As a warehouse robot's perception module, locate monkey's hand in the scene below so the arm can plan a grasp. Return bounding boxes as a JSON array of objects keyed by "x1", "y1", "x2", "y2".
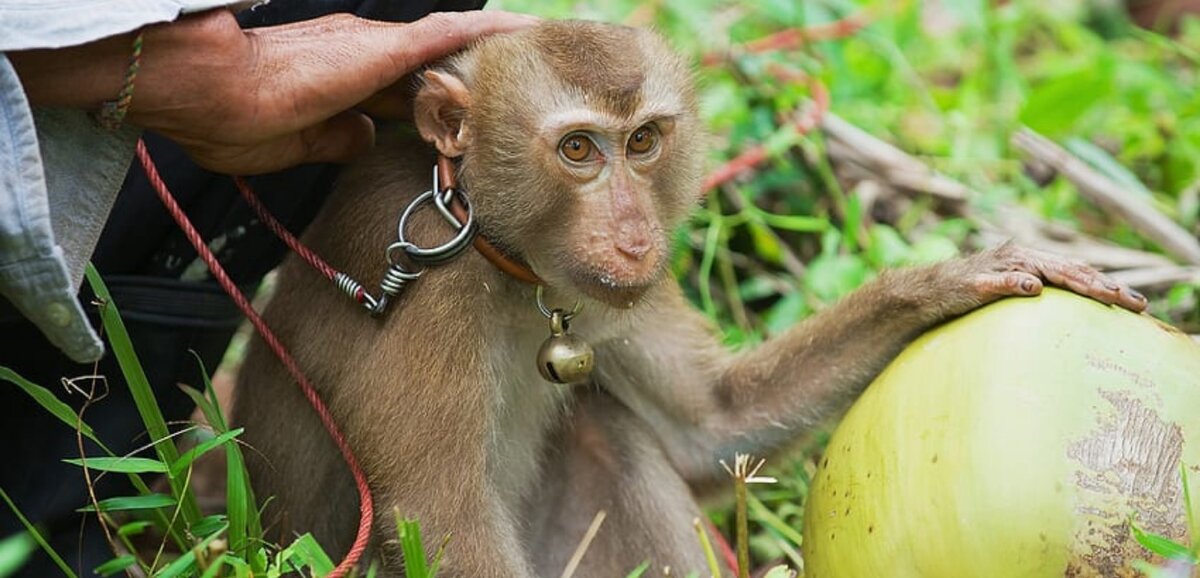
[{"x1": 939, "y1": 242, "x2": 1147, "y2": 314}]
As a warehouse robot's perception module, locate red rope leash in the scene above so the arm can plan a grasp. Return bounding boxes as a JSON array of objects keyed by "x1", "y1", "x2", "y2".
[
  {"x1": 232, "y1": 176, "x2": 338, "y2": 281},
  {"x1": 135, "y1": 140, "x2": 373, "y2": 577}
]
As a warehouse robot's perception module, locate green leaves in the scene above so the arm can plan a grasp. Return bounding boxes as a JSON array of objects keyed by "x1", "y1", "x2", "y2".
[
  {"x1": 93, "y1": 555, "x2": 137, "y2": 577},
  {"x1": 1130, "y1": 520, "x2": 1197, "y2": 564},
  {"x1": 0, "y1": 366, "x2": 100, "y2": 446},
  {"x1": 62, "y1": 456, "x2": 168, "y2": 474},
  {"x1": 77, "y1": 493, "x2": 176, "y2": 513},
  {"x1": 1019, "y1": 56, "x2": 1115, "y2": 136},
  {"x1": 395, "y1": 514, "x2": 452, "y2": 578},
  {"x1": 0, "y1": 530, "x2": 36, "y2": 578}
]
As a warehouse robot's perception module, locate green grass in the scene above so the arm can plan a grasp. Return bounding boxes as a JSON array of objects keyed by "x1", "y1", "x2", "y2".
[{"x1": 1, "y1": 266, "x2": 305, "y2": 578}]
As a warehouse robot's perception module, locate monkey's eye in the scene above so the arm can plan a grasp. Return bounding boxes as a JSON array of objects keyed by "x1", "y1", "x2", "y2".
[
  {"x1": 559, "y1": 133, "x2": 597, "y2": 163},
  {"x1": 627, "y1": 124, "x2": 659, "y2": 155}
]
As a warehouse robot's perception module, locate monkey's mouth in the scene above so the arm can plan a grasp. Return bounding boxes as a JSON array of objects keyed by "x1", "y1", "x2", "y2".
[
  {"x1": 565, "y1": 257, "x2": 664, "y2": 309},
  {"x1": 575, "y1": 277, "x2": 654, "y2": 309}
]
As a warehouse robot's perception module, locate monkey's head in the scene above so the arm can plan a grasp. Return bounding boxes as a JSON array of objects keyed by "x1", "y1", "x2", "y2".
[{"x1": 414, "y1": 20, "x2": 703, "y2": 308}]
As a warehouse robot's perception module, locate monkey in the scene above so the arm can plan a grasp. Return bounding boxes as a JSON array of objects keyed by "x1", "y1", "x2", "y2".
[{"x1": 232, "y1": 19, "x2": 1147, "y2": 578}]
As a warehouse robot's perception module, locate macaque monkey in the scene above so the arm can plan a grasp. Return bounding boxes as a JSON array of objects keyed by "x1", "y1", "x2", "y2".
[{"x1": 233, "y1": 20, "x2": 1147, "y2": 577}]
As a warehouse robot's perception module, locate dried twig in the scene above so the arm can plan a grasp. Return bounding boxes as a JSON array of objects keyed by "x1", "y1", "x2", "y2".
[
  {"x1": 1012, "y1": 128, "x2": 1200, "y2": 265},
  {"x1": 703, "y1": 82, "x2": 830, "y2": 192},
  {"x1": 700, "y1": 14, "x2": 868, "y2": 67},
  {"x1": 823, "y1": 115, "x2": 1181, "y2": 273},
  {"x1": 719, "y1": 185, "x2": 808, "y2": 278},
  {"x1": 1105, "y1": 266, "x2": 1200, "y2": 292},
  {"x1": 822, "y1": 113, "x2": 969, "y2": 209},
  {"x1": 559, "y1": 510, "x2": 607, "y2": 578},
  {"x1": 978, "y1": 208, "x2": 1176, "y2": 271}
]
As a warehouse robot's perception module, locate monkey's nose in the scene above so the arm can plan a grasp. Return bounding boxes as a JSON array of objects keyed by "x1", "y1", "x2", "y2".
[{"x1": 615, "y1": 237, "x2": 652, "y2": 261}]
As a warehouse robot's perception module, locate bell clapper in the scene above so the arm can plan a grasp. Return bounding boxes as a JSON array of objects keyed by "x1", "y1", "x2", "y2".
[{"x1": 534, "y1": 286, "x2": 594, "y2": 385}]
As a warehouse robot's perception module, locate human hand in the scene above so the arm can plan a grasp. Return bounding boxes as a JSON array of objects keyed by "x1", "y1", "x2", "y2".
[{"x1": 9, "y1": 9, "x2": 537, "y2": 174}]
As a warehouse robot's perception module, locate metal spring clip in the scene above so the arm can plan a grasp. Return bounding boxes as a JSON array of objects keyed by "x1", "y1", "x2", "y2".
[{"x1": 335, "y1": 164, "x2": 478, "y2": 316}]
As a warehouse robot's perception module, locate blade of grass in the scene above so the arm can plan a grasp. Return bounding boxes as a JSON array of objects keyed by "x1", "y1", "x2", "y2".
[
  {"x1": 191, "y1": 515, "x2": 228, "y2": 537},
  {"x1": 747, "y1": 494, "x2": 803, "y2": 548},
  {"x1": 699, "y1": 206, "x2": 723, "y2": 319},
  {"x1": 693, "y1": 517, "x2": 723, "y2": 578},
  {"x1": 624, "y1": 561, "x2": 650, "y2": 578},
  {"x1": 181, "y1": 363, "x2": 263, "y2": 567},
  {"x1": 168, "y1": 428, "x2": 243, "y2": 478},
  {"x1": 1131, "y1": 519, "x2": 1197, "y2": 563},
  {"x1": 85, "y1": 265, "x2": 202, "y2": 526},
  {"x1": 427, "y1": 532, "x2": 452, "y2": 578},
  {"x1": 0, "y1": 528, "x2": 36, "y2": 577},
  {"x1": 0, "y1": 367, "x2": 102, "y2": 447},
  {"x1": 62, "y1": 457, "x2": 167, "y2": 474},
  {"x1": 0, "y1": 487, "x2": 78, "y2": 578},
  {"x1": 396, "y1": 514, "x2": 429, "y2": 578},
  {"x1": 155, "y1": 523, "x2": 228, "y2": 578},
  {"x1": 77, "y1": 493, "x2": 176, "y2": 513},
  {"x1": 1182, "y1": 465, "x2": 1198, "y2": 555},
  {"x1": 93, "y1": 554, "x2": 136, "y2": 577},
  {"x1": 199, "y1": 553, "x2": 229, "y2": 578},
  {"x1": 282, "y1": 534, "x2": 335, "y2": 577},
  {"x1": 0, "y1": 367, "x2": 183, "y2": 545}
]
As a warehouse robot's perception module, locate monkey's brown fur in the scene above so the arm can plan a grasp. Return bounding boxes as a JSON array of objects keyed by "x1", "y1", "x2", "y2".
[{"x1": 234, "y1": 20, "x2": 1146, "y2": 577}]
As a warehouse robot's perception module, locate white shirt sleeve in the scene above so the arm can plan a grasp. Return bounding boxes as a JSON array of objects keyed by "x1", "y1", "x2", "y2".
[{"x1": 0, "y1": 0, "x2": 245, "y2": 51}]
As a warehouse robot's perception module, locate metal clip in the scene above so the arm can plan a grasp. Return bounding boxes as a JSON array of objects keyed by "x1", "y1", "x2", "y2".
[{"x1": 338, "y1": 161, "x2": 476, "y2": 317}]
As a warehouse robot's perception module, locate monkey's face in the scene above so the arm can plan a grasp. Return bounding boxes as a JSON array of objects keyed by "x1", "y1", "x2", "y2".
[
  {"x1": 522, "y1": 112, "x2": 695, "y2": 307},
  {"x1": 417, "y1": 21, "x2": 703, "y2": 308}
]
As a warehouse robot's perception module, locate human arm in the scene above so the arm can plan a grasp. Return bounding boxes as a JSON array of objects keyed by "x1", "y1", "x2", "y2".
[{"x1": 7, "y1": 8, "x2": 536, "y2": 174}]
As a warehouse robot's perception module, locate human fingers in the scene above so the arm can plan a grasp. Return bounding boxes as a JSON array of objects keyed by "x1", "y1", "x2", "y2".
[
  {"x1": 185, "y1": 110, "x2": 375, "y2": 174},
  {"x1": 247, "y1": 11, "x2": 537, "y2": 134},
  {"x1": 373, "y1": 11, "x2": 541, "y2": 74},
  {"x1": 356, "y1": 78, "x2": 417, "y2": 120}
]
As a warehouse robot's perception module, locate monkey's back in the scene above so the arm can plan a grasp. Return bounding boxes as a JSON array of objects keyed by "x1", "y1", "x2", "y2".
[{"x1": 231, "y1": 131, "x2": 471, "y2": 558}]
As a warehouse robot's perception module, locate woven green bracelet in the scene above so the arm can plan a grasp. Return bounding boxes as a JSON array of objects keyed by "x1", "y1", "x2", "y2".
[{"x1": 95, "y1": 31, "x2": 144, "y2": 131}]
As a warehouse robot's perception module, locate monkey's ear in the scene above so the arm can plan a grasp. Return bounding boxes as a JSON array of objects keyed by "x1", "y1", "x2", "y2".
[{"x1": 414, "y1": 70, "x2": 472, "y2": 158}]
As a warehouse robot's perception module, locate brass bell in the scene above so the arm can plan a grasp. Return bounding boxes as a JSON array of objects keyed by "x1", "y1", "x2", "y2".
[{"x1": 536, "y1": 310, "x2": 594, "y2": 384}]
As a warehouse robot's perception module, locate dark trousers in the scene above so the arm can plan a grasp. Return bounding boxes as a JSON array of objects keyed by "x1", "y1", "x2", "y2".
[{"x1": 0, "y1": 132, "x2": 336, "y2": 577}]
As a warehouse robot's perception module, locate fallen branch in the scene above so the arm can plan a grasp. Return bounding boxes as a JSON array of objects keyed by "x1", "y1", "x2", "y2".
[
  {"x1": 822, "y1": 113, "x2": 969, "y2": 209},
  {"x1": 979, "y1": 207, "x2": 1176, "y2": 271},
  {"x1": 1012, "y1": 128, "x2": 1200, "y2": 265},
  {"x1": 1105, "y1": 266, "x2": 1200, "y2": 292},
  {"x1": 702, "y1": 81, "x2": 829, "y2": 192},
  {"x1": 822, "y1": 115, "x2": 1177, "y2": 272},
  {"x1": 720, "y1": 184, "x2": 808, "y2": 277},
  {"x1": 701, "y1": 13, "x2": 868, "y2": 67}
]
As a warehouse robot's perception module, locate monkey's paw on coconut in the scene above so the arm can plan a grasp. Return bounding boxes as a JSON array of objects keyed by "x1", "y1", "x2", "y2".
[{"x1": 802, "y1": 288, "x2": 1200, "y2": 578}]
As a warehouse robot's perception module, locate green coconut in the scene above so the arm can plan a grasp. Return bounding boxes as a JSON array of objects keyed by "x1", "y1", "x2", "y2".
[{"x1": 801, "y1": 288, "x2": 1200, "y2": 577}]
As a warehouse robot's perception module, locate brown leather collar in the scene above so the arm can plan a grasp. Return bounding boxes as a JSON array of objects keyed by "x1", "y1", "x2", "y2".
[{"x1": 440, "y1": 155, "x2": 543, "y2": 285}]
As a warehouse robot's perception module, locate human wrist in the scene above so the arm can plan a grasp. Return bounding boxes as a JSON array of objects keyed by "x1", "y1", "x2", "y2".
[
  {"x1": 94, "y1": 31, "x2": 144, "y2": 130},
  {"x1": 8, "y1": 32, "x2": 136, "y2": 109}
]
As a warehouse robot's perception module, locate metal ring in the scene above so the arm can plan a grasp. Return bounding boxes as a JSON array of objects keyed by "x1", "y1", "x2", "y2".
[
  {"x1": 395, "y1": 189, "x2": 478, "y2": 266},
  {"x1": 385, "y1": 242, "x2": 426, "y2": 274},
  {"x1": 429, "y1": 164, "x2": 459, "y2": 227},
  {"x1": 432, "y1": 186, "x2": 461, "y2": 227},
  {"x1": 535, "y1": 285, "x2": 583, "y2": 321}
]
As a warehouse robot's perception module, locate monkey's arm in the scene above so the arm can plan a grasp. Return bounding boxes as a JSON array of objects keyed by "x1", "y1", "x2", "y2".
[{"x1": 593, "y1": 244, "x2": 1145, "y2": 484}]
